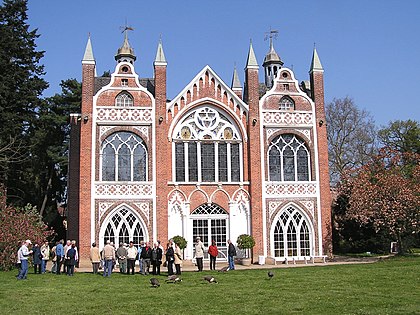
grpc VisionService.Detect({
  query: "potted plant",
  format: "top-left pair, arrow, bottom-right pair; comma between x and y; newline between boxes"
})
236,234 -> 255,266
172,235 -> 187,259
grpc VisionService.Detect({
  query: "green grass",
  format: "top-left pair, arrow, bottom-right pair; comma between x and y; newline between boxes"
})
1,256 -> 419,314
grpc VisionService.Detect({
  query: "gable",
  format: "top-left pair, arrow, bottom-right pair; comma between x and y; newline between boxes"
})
167,65 -> 248,119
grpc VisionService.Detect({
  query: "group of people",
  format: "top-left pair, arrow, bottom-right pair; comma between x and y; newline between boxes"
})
16,237 -> 238,280
16,239 -> 79,280
89,239 -> 184,277
194,237 -> 237,271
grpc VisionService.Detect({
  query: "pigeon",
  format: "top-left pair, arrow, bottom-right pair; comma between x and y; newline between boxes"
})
268,271 -> 274,279
203,275 -> 218,283
218,266 -> 229,272
166,275 -> 182,283
150,278 -> 160,288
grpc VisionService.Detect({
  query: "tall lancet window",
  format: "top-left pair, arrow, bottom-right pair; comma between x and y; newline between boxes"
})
268,134 -> 310,181
101,132 -> 147,181
173,105 -> 243,183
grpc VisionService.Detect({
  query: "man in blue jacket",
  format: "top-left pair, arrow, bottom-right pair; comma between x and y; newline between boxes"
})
55,239 -> 64,275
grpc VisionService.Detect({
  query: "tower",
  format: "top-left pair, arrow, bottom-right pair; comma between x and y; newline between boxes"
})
245,41 -> 264,261
154,38 -> 170,242
262,30 -> 283,89
309,47 -> 332,255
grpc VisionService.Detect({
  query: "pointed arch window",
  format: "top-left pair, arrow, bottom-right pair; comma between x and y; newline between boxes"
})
268,134 -> 310,181
102,208 -> 145,249
279,96 -> 294,110
173,105 -> 243,183
101,132 -> 147,181
273,206 -> 312,258
115,92 -> 133,107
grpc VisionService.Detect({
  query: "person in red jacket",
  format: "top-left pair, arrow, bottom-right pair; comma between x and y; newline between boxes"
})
208,240 -> 218,270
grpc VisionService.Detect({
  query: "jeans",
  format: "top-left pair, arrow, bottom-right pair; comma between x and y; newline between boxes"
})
17,259 -> 29,279
103,259 -> 113,277
41,260 -> 47,273
228,255 -> 235,270
51,261 -> 57,273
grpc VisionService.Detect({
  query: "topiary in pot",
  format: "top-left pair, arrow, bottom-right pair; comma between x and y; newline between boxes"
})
236,234 -> 255,262
171,235 -> 188,259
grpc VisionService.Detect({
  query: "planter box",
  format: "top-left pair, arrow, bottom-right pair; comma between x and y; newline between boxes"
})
240,258 -> 252,266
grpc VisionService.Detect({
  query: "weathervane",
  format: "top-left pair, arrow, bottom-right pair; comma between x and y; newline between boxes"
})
120,20 -> 134,37
264,27 -> 279,43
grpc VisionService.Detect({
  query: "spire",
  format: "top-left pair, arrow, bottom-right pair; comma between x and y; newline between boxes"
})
82,34 -> 95,64
310,46 -> 323,72
115,27 -> 136,63
231,65 -> 242,90
154,37 -> 167,66
245,40 -> 259,69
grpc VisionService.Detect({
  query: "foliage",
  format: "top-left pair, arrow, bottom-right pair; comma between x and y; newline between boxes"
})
378,119 -> 420,154
0,257 -> 419,314
0,0 -> 48,202
326,97 -> 377,185
0,185 -> 54,270
337,148 -> 420,253
171,235 -> 187,250
236,234 -> 255,250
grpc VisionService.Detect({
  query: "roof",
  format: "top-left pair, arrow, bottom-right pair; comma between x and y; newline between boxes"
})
93,77 -> 155,96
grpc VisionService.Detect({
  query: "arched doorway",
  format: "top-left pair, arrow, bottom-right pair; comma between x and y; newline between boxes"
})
271,205 -> 313,259
100,207 -> 147,250
191,203 -> 229,260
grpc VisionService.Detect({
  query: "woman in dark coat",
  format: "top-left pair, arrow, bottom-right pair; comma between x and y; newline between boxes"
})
66,244 -> 77,276
32,243 -> 42,274
165,242 -> 175,276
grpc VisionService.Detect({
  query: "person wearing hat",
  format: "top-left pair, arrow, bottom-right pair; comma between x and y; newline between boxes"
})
194,237 -> 205,272
17,240 -> 33,280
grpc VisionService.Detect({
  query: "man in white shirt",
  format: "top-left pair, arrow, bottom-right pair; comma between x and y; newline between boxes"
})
17,240 -> 33,280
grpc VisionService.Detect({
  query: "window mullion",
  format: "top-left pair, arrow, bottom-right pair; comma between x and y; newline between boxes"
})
215,142 -> 219,182
185,142 -> 189,182
197,142 -> 202,182
227,143 -> 231,182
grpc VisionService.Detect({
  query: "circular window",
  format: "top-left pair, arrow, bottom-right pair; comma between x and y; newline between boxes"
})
122,66 -> 129,73
282,72 -> 288,78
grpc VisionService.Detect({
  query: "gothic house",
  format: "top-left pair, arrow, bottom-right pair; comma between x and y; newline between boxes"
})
67,31 -> 332,264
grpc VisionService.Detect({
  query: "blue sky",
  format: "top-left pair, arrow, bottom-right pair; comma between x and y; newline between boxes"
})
27,0 -> 420,126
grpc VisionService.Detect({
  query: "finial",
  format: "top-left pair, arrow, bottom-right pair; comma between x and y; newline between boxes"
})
265,27 -> 279,49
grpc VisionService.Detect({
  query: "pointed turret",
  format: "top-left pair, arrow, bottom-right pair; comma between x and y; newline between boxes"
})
310,47 -> 323,73
82,35 -> 95,64
154,38 -> 167,66
115,28 -> 136,63
262,36 -> 283,88
245,41 -> 259,69
231,66 -> 242,99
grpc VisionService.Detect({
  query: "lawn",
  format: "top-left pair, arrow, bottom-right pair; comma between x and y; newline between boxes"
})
0,256 -> 419,315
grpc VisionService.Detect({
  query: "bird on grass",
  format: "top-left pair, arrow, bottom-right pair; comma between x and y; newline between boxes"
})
166,275 -> 182,283
218,266 -> 229,272
150,278 -> 160,288
203,275 -> 218,283
268,271 -> 274,279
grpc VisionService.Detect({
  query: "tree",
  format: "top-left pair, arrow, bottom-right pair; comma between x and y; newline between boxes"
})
0,0 -> 48,203
378,119 -> 420,154
337,148 -> 420,253
0,184 -> 54,270
326,97 -> 377,185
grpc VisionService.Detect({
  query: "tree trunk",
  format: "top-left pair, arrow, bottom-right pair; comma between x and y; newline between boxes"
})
39,168 -> 53,217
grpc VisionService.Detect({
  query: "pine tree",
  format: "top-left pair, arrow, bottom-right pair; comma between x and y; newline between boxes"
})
0,0 -> 48,203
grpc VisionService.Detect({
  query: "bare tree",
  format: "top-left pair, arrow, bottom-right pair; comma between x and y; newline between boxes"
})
326,97 -> 377,185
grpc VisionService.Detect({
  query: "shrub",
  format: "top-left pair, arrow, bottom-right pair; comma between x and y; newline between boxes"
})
0,185 -> 54,270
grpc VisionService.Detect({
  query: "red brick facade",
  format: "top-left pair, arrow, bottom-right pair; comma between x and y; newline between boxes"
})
67,36 -> 332,264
